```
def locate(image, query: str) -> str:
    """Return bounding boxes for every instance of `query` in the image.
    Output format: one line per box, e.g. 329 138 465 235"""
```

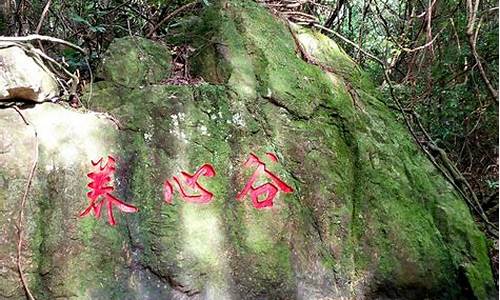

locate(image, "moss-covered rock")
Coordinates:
0 1 495 299
97 36 171 87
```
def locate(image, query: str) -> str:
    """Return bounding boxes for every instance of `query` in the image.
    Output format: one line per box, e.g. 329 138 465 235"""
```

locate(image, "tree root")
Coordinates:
12 106 38 300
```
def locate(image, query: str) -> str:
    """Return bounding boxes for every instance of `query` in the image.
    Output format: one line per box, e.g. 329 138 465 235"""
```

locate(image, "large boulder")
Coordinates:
0 42 59 102
0 1 495 299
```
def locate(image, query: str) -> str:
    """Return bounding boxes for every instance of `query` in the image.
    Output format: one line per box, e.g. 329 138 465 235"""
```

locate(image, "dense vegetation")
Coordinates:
1 0 497 281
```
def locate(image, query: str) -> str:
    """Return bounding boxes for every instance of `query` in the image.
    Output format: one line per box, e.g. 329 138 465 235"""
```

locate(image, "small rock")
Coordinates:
97 37 171 87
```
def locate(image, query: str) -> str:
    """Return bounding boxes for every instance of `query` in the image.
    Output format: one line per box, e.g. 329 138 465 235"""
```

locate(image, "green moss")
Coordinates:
6 2 494 298
98 36 171 88
84 81 129 111
199 1 494 298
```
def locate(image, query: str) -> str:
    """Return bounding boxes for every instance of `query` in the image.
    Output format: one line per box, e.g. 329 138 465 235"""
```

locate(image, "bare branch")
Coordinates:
313 23 385 66
465 0 498 101
35 0 51 34
0 34 85 53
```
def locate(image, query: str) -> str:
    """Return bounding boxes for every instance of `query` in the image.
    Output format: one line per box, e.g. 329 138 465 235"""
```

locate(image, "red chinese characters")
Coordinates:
236 153 293 208
163 164 216 204
81 152 294 227
80 156 138 225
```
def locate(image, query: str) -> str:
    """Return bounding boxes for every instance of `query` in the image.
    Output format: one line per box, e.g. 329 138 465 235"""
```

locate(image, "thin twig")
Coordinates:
12 106 38 300
466 0 498 101
398 30 442 53
124 4 156 25
85 57 93 108
146 1 199 38
323 0 345 28
30 46 79 95
35 0 52 34
312 24 385 66
425 0 437 58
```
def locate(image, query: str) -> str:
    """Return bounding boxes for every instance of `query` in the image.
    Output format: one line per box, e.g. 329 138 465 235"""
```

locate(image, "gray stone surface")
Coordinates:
0 42 59 102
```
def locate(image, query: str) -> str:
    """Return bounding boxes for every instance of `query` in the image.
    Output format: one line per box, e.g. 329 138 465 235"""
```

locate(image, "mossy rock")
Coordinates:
0 1 495 299
97 36 171 87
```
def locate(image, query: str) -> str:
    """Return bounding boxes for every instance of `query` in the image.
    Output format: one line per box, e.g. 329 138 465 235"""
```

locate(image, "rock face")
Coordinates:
0 1 495 300
0 42 59 102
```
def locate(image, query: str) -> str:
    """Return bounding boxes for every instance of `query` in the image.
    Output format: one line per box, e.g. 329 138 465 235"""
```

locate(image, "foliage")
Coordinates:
0 0 199 72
